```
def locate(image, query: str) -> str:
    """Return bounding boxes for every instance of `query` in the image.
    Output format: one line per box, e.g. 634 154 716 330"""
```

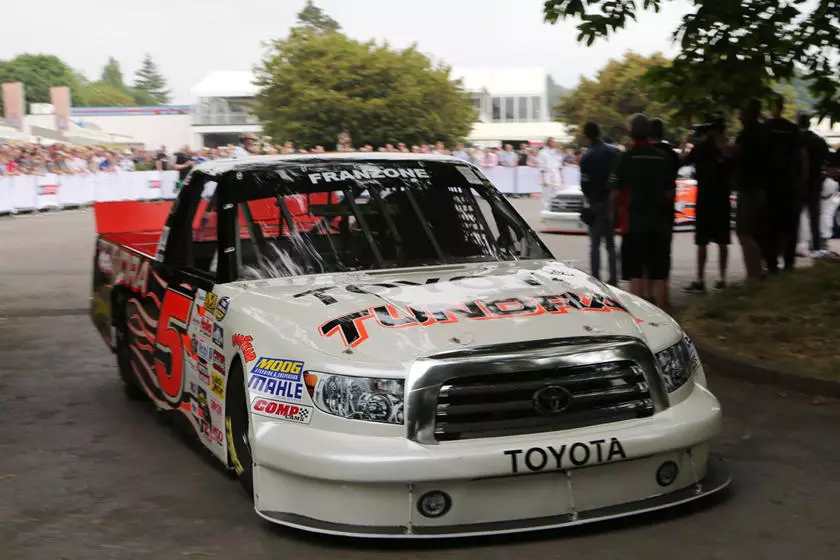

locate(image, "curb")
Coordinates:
692 337 840 399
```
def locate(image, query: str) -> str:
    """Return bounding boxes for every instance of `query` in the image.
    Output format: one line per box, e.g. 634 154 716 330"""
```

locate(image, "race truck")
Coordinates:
90 153 730 538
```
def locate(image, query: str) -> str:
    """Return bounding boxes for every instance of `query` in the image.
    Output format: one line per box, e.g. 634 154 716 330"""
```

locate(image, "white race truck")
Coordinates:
91 153 730 538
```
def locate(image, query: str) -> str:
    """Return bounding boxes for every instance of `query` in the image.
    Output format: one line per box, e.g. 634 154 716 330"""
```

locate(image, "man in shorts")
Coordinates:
609 114 675 310
730 99 768 281
683 117 732 291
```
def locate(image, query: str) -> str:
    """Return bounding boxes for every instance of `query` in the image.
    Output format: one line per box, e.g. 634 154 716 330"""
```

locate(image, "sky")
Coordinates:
0 0 691 104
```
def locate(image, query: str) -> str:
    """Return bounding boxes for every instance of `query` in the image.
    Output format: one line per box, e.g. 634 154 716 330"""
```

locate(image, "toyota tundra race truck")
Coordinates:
90 153 730 538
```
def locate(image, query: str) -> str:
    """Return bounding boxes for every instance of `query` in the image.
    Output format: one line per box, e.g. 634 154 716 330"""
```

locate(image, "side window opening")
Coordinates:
189 181 219 277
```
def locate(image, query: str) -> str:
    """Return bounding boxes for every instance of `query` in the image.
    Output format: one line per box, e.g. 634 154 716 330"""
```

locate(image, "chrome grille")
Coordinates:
433 361 654 441
550 195 584 212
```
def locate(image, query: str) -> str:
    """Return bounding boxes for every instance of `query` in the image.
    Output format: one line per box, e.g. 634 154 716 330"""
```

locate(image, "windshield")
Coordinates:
226 159 552 279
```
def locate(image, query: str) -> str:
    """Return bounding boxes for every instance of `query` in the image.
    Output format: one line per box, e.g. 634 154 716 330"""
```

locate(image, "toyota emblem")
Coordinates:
532 385 573 415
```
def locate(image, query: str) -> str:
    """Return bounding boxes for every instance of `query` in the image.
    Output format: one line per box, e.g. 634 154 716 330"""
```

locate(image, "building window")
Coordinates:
504 97 515 121
491 97 502 122
531 96 542 121
471 95 482 119
518 96 529 121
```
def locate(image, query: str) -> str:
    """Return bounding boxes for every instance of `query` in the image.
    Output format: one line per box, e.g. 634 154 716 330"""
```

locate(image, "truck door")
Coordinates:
152 176 226 414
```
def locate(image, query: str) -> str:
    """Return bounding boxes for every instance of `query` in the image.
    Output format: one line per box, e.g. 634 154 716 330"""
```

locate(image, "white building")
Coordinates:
190 70 261 148
69 106 193 150
450 67 572 147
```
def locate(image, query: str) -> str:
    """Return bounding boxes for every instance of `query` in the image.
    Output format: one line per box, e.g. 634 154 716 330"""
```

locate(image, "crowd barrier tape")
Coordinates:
0 171 180 215
0 166 582 216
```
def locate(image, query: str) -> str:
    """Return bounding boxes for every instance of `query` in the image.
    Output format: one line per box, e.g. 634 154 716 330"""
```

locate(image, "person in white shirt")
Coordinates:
451 143 470 161
231 133 259 159
499 144 519 167
538 137 563 200
481 148 499 168
119 151 136 172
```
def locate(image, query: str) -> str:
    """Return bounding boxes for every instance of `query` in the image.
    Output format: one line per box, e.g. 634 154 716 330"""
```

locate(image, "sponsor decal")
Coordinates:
155 226 170 261
197 361 210 385
250 358 304 382
212 323 224 348
38 183 58 196
214 296 230 321
210 398 223 416
210 426 224 445
211 371 225 399
250 396 312 424
232 334 256 363
308 167 429 184
212 349 225 369
149 179 161 189
197 340 211 362
248 373 304 402
97 243 150 295
503 438 627 474
200 316 213 336
204 292 218 314
191 387 212 438
319 293 628 348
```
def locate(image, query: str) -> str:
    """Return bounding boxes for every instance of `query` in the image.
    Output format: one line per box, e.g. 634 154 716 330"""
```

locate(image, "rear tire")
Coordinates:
114 295 147 401
225 362 254 497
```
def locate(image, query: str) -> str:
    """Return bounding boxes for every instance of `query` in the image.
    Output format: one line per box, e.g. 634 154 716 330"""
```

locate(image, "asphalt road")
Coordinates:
1 204 839 559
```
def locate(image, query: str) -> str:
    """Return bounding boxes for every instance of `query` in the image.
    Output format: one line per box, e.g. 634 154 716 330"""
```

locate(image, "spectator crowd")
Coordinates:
578 95 840 312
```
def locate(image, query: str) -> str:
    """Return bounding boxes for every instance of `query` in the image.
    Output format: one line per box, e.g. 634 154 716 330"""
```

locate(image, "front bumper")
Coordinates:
539 210 588 234
251 383 727 538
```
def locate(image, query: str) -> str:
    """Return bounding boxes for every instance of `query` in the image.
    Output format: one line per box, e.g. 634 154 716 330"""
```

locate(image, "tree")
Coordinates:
129 87 160 106
84 83 136 107
543 0 840 121
101 57 126 90
295 0 341 34
0 54 87 112
253 29 476 148
557 52 679 145
133 54 171 105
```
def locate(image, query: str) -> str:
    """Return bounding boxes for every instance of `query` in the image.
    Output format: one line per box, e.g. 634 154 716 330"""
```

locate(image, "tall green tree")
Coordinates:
253 28 475 148
295 0 341 34
133 54 171 105
85 83 136 107
0 54 87 111
558 52 679 144
101 57 126 90
543 0 840 121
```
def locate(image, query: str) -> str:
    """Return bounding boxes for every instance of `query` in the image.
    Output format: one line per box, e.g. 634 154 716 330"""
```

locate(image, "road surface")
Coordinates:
1 205 838 559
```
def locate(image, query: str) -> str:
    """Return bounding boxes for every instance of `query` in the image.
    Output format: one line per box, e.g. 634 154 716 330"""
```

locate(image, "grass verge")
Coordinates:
678 259 840 382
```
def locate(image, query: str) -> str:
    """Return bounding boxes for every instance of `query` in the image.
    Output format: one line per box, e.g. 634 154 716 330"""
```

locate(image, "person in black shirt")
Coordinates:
609 114 675 310
731 99 768 281
682 117 732 292
764 94 806 272
154 146 169 171
173 146 194 190
797 113 830 252
580 121 620 285
649 119 680 306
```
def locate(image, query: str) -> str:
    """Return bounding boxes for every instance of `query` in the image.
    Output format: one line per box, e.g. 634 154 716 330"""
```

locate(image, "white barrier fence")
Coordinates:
0 171 180 214
0 166 582 215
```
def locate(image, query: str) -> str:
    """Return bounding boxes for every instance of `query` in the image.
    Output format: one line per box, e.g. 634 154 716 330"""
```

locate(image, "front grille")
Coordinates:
433 361 654 442
550 195 584 212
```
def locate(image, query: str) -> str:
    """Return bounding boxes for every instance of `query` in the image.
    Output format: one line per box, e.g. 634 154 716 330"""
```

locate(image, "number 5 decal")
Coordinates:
154 289 193 405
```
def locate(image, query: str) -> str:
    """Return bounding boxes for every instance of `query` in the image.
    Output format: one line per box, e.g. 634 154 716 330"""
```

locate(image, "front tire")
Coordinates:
114 296 147 401
225 362 254 497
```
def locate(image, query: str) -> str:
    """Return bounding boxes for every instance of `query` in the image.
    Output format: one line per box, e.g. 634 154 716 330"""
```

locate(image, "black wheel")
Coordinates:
114 296 147 401
225 362 254 497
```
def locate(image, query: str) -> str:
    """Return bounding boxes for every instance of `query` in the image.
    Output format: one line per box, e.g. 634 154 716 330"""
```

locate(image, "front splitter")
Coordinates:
257 454 732 539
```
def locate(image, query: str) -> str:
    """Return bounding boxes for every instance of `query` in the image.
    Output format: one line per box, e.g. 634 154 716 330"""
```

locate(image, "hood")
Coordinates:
228 260 680 372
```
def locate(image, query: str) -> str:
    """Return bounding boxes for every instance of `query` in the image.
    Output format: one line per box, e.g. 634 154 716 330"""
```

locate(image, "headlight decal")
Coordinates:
655 338 693 393
307 371 405 424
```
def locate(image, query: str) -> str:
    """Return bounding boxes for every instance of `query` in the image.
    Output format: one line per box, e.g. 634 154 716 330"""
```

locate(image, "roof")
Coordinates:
193 152 464 176
191 71 260 99
450 67 548 96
